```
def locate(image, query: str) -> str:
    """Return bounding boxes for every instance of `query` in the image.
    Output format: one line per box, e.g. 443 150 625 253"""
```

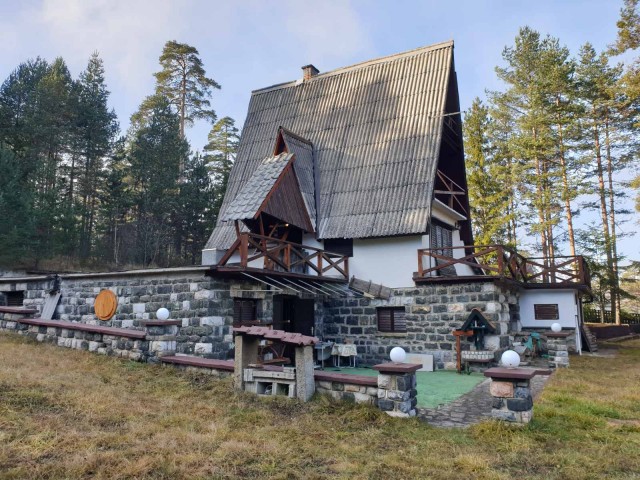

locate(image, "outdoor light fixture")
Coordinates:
156 307 170 321
501 349 520 368
551 323 562 333
390 346 407 363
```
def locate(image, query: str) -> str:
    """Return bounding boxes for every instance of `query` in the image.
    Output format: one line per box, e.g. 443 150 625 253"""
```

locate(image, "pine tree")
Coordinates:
75 52 119 260
203 116 239 219
176 153 215 263
128 95 189 266
463 98 512 246
492 28 563 266
153 41 220 140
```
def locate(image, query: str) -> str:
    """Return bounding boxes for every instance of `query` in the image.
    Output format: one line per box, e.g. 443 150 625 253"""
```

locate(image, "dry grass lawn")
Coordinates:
1 332 639 479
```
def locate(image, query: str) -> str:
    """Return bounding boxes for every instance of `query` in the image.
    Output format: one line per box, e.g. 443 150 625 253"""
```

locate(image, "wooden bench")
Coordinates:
313 371 378 387
160 355 234 371
0 306 38 315
12 318 147 339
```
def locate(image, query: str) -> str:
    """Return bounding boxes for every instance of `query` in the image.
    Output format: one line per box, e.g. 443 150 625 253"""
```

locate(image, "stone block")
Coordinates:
150 341 176 353
492 397 504 409
194 343 213 355
387 389 410 402
491 409 517 422
490 380 514 398
353 393 373 404
133 303 146 314
88 341 102 352
507 396 533 412
397 400 412 413
395 374 413 391
344 384 361 393
378 399 394 411
377 374 392 389
194 289 214 300
201 316 224 327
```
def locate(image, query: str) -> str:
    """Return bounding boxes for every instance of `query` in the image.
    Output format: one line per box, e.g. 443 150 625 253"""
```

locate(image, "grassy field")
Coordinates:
1 333 639 479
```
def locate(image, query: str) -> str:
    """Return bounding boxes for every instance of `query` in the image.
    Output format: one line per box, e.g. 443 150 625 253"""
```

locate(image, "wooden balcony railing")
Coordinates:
417 245 590 287
218 232 349 281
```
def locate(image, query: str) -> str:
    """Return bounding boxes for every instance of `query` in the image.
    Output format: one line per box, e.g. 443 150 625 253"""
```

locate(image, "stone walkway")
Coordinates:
417 374 550 428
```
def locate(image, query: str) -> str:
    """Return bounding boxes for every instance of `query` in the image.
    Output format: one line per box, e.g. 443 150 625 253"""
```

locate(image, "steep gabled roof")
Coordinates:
206 41 455 249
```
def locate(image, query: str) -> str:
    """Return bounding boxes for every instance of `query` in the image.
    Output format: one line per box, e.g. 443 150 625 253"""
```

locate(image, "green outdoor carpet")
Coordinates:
322 367 485 408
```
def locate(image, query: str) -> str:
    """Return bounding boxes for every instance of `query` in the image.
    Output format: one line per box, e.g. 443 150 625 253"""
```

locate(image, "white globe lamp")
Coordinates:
551 322 562 333
390 347 407 363
156 307 170 321
501 349 520 369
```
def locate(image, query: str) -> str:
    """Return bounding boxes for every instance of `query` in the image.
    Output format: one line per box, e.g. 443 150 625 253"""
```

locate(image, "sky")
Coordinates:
0 0 636 260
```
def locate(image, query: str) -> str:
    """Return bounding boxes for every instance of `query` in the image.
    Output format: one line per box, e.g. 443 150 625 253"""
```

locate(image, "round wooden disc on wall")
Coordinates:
95 290 118 321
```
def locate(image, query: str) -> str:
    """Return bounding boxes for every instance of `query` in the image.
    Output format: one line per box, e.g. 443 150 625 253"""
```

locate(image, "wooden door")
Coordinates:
293 299 315 337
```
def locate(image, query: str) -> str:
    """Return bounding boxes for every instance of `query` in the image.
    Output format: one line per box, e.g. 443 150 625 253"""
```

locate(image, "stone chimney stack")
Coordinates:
302 64 319 81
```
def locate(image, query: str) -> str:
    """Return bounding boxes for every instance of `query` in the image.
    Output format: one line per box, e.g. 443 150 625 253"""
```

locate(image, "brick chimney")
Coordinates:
301 64 319 81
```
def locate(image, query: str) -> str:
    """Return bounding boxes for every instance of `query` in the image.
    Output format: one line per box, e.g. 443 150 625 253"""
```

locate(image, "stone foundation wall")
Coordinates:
0 269 324 361
323 281 519 368
315 380 378 405
2 322 150 361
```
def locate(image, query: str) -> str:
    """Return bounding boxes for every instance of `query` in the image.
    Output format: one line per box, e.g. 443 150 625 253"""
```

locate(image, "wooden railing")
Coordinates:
434 169 467 216
218 233 349 280
417 245 590 287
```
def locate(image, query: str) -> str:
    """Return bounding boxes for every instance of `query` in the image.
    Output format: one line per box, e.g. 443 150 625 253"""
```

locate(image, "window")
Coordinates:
377 307 407 333
5 291 24 307
534 304 559 320
430 222 453 253
233 298 260 326
323 238 353 257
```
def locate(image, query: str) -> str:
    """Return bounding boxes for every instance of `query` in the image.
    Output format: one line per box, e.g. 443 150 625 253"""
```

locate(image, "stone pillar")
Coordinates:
373 363 421 417
546 332 571 368
484 367 544 424
233 334 259 391
295 345 316 402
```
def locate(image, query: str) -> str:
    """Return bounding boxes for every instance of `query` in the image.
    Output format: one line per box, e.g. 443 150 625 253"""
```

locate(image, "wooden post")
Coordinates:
240 234 248 268
318 254 323 278
417 249 423 277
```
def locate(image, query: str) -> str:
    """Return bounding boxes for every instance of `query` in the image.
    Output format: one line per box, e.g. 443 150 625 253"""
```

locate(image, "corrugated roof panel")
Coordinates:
206 41 453 248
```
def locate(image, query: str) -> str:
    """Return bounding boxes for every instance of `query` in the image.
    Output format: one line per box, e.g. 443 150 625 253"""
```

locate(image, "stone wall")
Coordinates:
0 269 323 361
315 378 378 405
322 281 519 368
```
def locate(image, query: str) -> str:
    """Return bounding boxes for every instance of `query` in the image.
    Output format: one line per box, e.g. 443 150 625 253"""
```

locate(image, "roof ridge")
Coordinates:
252 40 454 95
279 126 313 146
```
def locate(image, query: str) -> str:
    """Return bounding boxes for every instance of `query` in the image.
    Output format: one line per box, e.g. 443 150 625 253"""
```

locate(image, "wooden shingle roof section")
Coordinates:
206 41 455 249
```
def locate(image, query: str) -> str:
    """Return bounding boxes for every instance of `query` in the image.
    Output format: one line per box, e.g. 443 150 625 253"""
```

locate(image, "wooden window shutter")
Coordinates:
394 309 407 332
534 304 559 320
377 308 392 332
377 307 407 333
234 299 257 325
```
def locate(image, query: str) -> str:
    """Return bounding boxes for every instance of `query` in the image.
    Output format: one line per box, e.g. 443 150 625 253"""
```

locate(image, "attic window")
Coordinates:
5 291 24 307
377 307 406 333
534 304 559 320
233 298 261 326
324 238 353 257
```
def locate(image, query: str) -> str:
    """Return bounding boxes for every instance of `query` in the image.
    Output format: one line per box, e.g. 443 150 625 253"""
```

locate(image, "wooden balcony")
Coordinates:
215 232 349 282
415 245 591 289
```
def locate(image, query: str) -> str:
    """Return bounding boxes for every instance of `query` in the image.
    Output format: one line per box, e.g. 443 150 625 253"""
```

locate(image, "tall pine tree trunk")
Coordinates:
604 116 621 324
556 107 577 257
593 121 617 323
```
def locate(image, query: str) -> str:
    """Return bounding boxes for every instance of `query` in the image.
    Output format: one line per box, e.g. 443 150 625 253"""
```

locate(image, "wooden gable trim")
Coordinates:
253 157 314 233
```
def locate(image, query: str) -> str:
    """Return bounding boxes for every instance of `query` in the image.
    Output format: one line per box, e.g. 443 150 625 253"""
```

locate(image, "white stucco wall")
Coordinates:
519 289 580 329
347 235 425 288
